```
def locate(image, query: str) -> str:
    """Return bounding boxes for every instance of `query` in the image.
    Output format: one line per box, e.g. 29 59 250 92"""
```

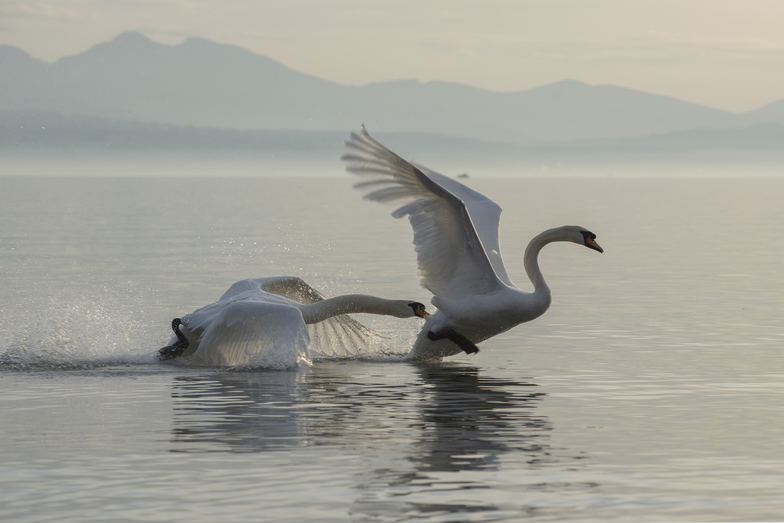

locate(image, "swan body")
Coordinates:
164 276 428 367
342 126 603 361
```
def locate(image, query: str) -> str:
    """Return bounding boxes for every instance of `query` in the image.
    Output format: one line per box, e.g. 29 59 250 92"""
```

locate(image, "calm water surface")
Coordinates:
1 172 783 522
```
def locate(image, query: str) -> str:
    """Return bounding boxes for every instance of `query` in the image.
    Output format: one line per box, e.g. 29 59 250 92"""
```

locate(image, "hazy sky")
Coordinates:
3 0 784 113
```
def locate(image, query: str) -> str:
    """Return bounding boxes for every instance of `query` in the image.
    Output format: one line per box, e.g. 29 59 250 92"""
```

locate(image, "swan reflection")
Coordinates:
170 371 311 451
348 365 558 520
170 363 550 466
169 363 591 518
407 365 549 473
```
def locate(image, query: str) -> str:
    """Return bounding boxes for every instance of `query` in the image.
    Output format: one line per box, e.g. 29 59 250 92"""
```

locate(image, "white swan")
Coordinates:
162 276 429 367
342 126 603 361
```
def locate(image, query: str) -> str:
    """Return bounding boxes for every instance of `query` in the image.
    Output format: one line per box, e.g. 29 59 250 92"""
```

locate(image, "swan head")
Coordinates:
408 302 430 318
579 229 603 253
561 225 604 253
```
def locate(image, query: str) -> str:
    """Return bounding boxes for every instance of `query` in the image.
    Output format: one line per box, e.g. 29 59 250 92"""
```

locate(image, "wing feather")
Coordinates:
218 276 328 304
194 301 310 368
306 314 386 358
258 276 327 304
256 276 390 357
188 276 392 361
341 126 511 299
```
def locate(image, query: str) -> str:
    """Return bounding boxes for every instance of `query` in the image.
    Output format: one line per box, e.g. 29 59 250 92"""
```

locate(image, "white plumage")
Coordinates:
343 126 603 361
165 276 428 368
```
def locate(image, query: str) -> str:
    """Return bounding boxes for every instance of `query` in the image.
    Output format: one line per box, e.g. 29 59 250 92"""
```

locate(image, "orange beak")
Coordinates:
417 304 430 317
586 237 603 253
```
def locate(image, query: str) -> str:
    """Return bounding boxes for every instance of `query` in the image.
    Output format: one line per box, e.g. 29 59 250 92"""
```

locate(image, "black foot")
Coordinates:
158 318 189 361
427 329 479 354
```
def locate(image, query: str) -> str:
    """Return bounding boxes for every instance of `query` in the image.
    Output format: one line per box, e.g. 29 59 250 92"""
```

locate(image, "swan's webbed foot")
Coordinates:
427 329 479 354
158 318 189 361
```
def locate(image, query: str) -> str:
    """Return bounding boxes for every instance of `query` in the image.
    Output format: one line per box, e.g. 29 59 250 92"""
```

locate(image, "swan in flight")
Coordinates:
342 126 603 361
160 276 429 367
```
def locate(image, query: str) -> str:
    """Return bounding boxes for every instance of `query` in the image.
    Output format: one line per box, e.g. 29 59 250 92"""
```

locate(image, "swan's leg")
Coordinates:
427 329 479 354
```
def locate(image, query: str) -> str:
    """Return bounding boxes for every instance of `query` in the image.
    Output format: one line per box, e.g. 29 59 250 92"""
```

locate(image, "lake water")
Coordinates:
1 167 784 522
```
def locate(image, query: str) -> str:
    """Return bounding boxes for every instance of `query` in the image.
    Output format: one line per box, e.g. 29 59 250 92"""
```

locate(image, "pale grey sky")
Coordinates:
3 0 784 113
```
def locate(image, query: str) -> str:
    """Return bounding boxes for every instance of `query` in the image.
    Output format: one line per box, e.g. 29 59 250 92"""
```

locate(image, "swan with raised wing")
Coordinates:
160 276 429 367
342 126 603 361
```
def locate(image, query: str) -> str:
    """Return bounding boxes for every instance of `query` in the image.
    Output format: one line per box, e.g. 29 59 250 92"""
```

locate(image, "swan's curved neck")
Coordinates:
301 295 413 324
523 228 565 296
172 319 188 345
174 326 188 344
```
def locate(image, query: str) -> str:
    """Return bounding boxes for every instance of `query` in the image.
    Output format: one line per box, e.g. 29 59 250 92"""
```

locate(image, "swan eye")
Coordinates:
580 230 603 253
408 302 430 317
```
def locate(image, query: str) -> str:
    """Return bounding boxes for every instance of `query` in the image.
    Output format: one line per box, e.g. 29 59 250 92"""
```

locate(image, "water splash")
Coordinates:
0 299 159 371
0 297 423 371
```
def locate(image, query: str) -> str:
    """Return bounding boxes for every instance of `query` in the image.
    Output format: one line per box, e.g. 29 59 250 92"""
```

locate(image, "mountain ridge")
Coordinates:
1 32 783 143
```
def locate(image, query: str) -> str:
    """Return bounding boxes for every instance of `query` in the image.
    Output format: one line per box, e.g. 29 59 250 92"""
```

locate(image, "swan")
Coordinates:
160 276 429 367
342 126 603 361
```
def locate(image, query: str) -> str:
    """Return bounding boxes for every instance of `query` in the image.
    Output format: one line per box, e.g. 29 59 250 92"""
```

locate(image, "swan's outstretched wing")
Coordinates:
342 126 511 300
306 317 387 358
259 276 327 304
257 276 387 357
194 301 310 368
218 276 325 303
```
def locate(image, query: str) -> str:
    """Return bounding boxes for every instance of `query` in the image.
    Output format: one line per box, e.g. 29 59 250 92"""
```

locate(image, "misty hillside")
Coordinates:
4 110 782 168
3 32 784 143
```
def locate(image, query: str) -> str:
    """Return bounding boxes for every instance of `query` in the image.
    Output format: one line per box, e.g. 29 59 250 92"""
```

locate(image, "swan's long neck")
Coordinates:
300 295 414 324
172 319 188 345
523 228 566 297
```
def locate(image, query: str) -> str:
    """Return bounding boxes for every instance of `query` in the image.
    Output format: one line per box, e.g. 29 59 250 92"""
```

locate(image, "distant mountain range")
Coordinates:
3 31 784 146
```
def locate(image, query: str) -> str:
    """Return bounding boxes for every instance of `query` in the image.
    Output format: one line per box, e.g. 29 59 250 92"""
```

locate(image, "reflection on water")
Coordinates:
8 175 784 520
170 362 593 519
170 364 549 459
409 365 549 472
171 371 311 452
351 366 560 521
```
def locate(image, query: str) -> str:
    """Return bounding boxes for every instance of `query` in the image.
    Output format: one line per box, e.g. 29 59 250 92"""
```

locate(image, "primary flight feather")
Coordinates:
343 126 603 360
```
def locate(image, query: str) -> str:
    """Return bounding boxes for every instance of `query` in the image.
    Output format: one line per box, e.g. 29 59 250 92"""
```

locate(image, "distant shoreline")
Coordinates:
3 111 783 172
